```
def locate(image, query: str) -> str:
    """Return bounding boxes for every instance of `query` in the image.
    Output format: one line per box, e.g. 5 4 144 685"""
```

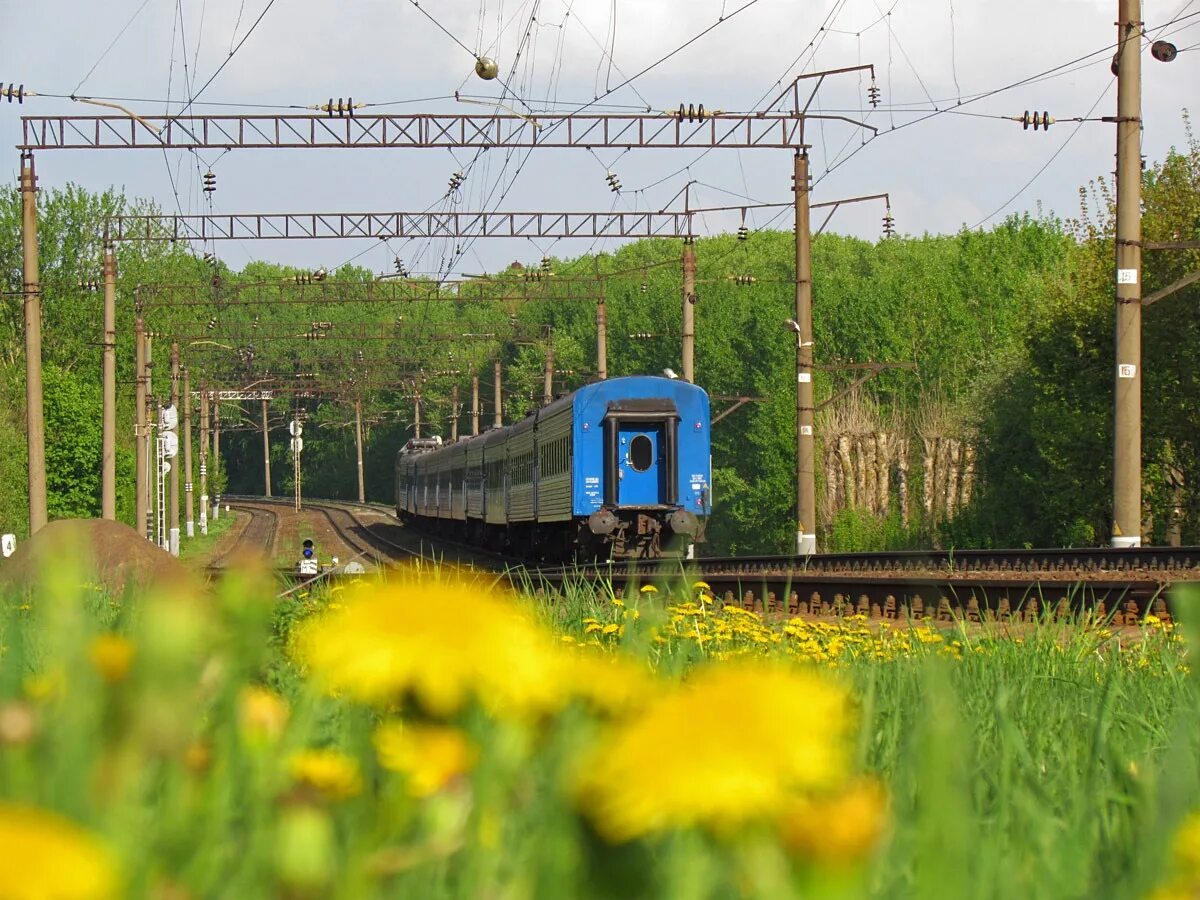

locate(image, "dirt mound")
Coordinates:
0 518 197 596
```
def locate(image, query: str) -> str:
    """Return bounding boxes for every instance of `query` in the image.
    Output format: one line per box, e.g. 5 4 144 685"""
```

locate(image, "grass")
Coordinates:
176 508 238 561
1 542 1198 899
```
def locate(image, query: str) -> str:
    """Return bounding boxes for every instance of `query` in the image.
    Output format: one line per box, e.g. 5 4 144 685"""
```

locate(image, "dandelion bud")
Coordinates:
238 687 289 745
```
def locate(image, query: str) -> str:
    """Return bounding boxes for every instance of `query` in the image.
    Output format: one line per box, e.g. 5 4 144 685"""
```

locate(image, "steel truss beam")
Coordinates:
20 113 812 151
110 210 700 242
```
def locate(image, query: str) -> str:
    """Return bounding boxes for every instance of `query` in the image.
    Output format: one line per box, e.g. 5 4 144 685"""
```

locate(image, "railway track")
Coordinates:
210 503 279 569
215 496 1200 624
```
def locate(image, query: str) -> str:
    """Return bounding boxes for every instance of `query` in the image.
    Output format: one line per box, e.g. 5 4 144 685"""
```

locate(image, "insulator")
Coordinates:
78 279 99 291
629 332 656 339
605 171 621 193
867 81 881 108
676 103 708 122
448 171 465 192
732 275 757 286
355 350 365 362
475 57 499 80
882 210 896 238
202 170 216 193
737 224 749 241
393 257 408 277
640 281 648 294
1151 41 1178 63
1 83 25 103
252 315 259 329
540 256 552 272
207 317 217 330
321 97 356 117
1020 110 1054 131
313 267 327 281
202 251 215 263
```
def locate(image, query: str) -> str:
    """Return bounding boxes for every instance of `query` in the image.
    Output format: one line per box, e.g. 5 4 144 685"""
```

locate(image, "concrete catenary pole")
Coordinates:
145 334 155 539
596 299 608 380
199 387 209 535
169 343 181 555
794 151 817 556
471 376 480 436
212 397 221 521
493 360 503 428
355 397 366 503
543 343 555 406
413 395 421 439
183 368 195 538
101 245 117 520
450 385 460 443
20 151 47 534
1112 0 1144 548
682 239 697 383
134 317 148 539
261 398 272 498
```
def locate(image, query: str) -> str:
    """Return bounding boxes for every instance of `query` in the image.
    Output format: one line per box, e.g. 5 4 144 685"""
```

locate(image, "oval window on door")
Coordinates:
629 434 654 472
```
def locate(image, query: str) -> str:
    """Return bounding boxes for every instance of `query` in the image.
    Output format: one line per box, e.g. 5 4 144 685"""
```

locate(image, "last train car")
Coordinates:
396 375 712 560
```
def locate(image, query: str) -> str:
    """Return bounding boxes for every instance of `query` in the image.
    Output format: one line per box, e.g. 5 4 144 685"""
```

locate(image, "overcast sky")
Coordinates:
3 0 1198 276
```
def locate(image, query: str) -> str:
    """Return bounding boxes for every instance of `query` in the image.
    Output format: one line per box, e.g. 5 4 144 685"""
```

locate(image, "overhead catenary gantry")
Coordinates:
17 68 880 551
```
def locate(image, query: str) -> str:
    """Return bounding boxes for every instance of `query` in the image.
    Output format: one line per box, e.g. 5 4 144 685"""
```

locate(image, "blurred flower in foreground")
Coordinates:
289 749 363 801
374 721 477 797
778 779 888 863
1148 811 1200 900
238 686 289 743
572 664 852 843
297 578 567 717
0 803 117 900
88 634 135 684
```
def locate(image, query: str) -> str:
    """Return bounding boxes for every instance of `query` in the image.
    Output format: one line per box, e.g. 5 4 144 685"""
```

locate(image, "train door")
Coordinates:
617 423 664 506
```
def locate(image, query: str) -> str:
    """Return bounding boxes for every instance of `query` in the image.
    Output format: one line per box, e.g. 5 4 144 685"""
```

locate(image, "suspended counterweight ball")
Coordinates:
475 56 499 80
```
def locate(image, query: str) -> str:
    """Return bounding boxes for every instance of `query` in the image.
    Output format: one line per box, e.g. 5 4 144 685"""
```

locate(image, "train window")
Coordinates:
630 434 653 472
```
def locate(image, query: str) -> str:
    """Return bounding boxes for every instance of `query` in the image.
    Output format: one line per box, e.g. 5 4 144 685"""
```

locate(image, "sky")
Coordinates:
2 0 1199 277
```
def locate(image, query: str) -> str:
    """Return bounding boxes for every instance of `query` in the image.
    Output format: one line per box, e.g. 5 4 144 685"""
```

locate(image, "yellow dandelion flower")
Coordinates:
238 686 289 743
693 580 711 591
778 779 888 863
558 651 653 715
88 634 135 684
0 803 118 900
611 598 625 608
639 585 658 594
374 721 476 797
584 623 604 634
296 578 568 718
601 623 621 636
23 668 66 704
572 663 851 842
288 749 362 801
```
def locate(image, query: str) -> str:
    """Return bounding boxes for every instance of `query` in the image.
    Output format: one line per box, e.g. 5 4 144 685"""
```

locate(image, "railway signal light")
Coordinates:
302 539 314 559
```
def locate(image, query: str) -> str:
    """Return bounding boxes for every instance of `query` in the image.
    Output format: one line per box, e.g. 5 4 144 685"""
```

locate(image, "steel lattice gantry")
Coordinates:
19 112 811 151
108 209 700 242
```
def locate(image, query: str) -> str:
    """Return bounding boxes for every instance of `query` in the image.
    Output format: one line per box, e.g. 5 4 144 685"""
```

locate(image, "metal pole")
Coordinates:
183 368 194 538
355 398 366 503
682 239 697 383
1112 0 1143 548
20 151 47 534
101 245 117 520
493 360 503 428
199 387 209 535
134 317 148 539
794 151 817 556
145 335 154 539
596 299 608 380
543 342 555 406
450 385 459 442
261 398 272 497
471 376 480 436
169 343 181 555
413 395 421 439
212 398 221 521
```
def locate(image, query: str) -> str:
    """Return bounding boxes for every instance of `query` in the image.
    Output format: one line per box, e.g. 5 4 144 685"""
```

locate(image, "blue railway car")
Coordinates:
396 376 712 559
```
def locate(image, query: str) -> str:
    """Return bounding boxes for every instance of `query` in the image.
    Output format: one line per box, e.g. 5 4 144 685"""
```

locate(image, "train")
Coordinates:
395 375 712 560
